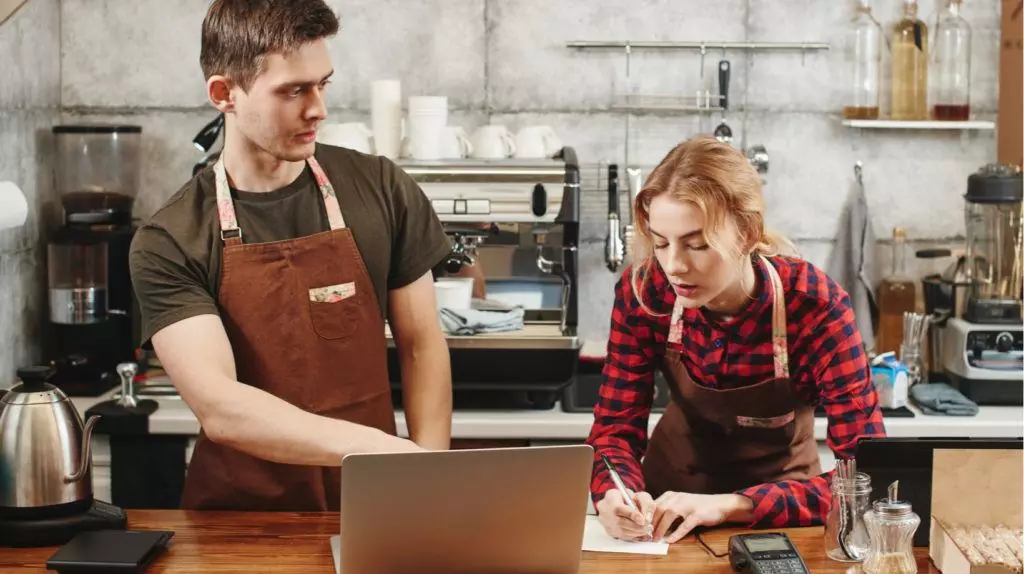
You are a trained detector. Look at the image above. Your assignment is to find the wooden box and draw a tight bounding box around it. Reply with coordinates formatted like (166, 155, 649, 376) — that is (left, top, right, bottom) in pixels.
(929, 449, 1023, 573)
(999, 0, 1023, 168)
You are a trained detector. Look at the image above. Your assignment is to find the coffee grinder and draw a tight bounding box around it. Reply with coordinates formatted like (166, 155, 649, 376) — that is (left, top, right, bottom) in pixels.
(942, 163, 1024, 405)
(46, 125, 142, 396)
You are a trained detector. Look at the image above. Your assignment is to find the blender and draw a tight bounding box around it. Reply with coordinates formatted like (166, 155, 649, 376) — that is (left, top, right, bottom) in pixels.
(46, 125, 142, 396)
(942, 163, 1023, 405)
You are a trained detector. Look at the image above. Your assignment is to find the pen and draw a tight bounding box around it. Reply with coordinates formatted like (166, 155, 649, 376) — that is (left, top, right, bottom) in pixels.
(599, 453, 653, 538)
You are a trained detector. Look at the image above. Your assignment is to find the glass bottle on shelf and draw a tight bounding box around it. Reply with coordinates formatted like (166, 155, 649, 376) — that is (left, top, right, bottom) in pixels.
(877, 228, 918, 356)
(843, 0, 884, 120)
(931, 0, 972, 121)
(890, 0, 929, 121)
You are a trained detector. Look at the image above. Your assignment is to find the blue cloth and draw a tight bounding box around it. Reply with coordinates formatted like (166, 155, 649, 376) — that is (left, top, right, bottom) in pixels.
(439, 307, 524, 335)
(910, 382, 979, 416)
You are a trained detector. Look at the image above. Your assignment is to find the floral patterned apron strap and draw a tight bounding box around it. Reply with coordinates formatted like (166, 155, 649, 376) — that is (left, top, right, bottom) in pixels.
(307, 156, 347, 230)
(667, 290, 686, 345)
(213, 158, 242, 243)
(759, 254, 790, 380)
(213, 155, 347, 246)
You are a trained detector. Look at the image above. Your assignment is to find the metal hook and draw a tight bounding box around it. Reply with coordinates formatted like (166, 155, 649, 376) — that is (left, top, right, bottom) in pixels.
(624, 41, 632, 84)
(699, 42, 707, 78)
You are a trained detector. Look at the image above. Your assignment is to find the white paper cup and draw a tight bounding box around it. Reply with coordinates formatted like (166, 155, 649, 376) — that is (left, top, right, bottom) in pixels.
(371, 80, 402, 158)
(434, 278, 473, 310)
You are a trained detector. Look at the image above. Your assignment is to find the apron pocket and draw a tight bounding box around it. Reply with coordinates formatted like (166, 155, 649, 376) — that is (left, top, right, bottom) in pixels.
(732, 411, 797, 443)
(308, 285, 361, 340)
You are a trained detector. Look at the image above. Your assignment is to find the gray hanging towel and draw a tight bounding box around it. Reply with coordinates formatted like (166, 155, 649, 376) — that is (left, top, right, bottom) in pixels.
(826, 162, 880, 354)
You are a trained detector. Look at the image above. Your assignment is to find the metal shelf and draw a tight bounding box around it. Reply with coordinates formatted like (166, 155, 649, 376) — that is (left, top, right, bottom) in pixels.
(841, 119, 996, 130)
(611, 93, 724, 114)
(567, 40, 830, 52)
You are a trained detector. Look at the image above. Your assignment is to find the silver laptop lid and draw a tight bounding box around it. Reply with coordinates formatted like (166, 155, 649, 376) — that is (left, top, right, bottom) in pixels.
(339, 444, 593, 574)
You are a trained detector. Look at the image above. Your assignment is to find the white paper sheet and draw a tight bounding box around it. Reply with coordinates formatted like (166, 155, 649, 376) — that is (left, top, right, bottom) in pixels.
(330, 535, 341, 574)
(580, 515, 669, 555)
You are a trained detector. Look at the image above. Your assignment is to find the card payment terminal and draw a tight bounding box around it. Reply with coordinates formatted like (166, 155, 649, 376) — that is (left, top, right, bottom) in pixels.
(728, 532, 809, 574)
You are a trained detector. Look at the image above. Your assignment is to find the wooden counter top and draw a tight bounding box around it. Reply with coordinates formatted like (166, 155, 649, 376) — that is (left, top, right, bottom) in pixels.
(0, 510, 940, 573)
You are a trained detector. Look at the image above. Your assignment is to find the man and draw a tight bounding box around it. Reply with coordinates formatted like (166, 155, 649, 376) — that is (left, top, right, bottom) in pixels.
(129, 0, 453, 511)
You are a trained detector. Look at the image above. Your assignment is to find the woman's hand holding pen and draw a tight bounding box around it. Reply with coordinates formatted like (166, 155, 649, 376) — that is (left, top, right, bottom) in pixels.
(594, 488, 656, 542)
(597, 490, 754, 543)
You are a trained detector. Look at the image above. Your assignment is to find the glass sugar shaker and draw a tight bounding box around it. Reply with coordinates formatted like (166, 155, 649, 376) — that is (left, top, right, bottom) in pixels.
(863, 480, 920, 574)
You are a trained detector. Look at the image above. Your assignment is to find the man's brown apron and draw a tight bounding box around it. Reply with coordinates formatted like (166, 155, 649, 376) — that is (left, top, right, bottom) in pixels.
(180, 154, 397, 511)
(641, 255, 822, 498)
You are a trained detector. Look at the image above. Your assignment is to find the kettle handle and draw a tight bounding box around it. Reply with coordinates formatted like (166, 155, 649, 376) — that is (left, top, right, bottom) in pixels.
(64, 414, 101, 483)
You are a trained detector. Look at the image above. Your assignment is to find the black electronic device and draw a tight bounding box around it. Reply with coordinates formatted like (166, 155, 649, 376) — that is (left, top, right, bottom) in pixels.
(728, 532, 809, 574)
(46, 529, 173, 573)
(854, 436, 1024, 547)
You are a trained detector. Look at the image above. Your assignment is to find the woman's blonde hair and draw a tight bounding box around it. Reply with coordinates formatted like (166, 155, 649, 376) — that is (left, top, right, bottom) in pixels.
(630, 135, 796, 316)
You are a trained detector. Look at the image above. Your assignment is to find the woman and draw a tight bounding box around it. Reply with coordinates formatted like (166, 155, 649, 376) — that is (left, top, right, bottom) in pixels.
(586, 135, 886, 543)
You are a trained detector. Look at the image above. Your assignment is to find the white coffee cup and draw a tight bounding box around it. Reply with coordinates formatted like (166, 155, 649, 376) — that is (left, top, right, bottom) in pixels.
(434, 277, 473, 310)
(0, 181, 28, 231)
(317, 122, 374, 154)
(439, 126, 473, 159)
(470, 125, 516, 159)
(514, 126, 562, 159)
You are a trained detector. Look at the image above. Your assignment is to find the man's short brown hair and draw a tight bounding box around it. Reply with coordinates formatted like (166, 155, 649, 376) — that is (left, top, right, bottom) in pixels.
(200, 0, 340, 91)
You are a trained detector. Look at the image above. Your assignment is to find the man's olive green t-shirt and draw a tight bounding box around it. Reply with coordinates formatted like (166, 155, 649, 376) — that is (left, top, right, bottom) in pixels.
(129, 144, 452, 347)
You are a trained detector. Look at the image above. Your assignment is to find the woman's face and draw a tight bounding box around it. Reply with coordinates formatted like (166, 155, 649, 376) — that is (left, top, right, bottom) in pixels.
(647, 194, 747, 310)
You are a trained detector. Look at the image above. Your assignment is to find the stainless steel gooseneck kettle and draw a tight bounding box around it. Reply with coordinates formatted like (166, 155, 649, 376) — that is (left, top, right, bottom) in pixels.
(0, 365, 100, 515)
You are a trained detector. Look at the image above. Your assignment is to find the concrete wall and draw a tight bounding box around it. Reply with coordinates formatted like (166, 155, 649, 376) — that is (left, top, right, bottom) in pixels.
(0, 0, 61, 377)
(0, 0, 1003, 376)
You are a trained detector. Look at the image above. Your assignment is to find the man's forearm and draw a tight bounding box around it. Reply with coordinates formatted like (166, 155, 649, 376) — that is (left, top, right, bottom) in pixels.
(202, 376, 419, 466)
(399, 337, 453, 450)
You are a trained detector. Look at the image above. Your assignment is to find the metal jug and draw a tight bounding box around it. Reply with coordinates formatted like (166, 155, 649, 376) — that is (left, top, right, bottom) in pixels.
(0, 365, 100, 515)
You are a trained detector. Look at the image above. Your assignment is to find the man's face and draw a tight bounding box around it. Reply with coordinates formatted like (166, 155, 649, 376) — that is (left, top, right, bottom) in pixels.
(229, 39, 333, 162)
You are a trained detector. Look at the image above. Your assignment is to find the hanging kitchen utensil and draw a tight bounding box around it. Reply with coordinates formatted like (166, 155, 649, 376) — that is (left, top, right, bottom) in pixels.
(192, 113, 225, 177)
(623, 167, 643, 260)
(604, 164, 625, 272)
(713, 60, 732, 145)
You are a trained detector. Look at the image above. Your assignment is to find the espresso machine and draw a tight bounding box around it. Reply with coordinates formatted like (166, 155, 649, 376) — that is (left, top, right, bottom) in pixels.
(46, 125, 142, 396)
(386, 149, 582, 409)
(941, 163, 1023, 405)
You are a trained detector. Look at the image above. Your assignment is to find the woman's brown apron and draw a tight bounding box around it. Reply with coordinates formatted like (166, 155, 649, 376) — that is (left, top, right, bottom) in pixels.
(180, 154, 397, 511)
(642, 255, 822, 497)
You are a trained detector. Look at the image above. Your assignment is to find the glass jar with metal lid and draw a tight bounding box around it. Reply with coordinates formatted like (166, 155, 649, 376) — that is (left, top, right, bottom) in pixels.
(863, 481, 920, 574)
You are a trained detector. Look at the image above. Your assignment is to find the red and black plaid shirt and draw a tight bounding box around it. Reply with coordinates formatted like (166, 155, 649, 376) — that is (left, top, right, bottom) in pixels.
(585, 254, 886, 528)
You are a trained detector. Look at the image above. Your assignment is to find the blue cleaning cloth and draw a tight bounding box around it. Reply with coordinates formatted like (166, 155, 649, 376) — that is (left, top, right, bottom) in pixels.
(909, 382, 979, 416)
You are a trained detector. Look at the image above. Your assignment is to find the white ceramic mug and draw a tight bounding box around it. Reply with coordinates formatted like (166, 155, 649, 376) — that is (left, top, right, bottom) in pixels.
(439, 126, 473, 159)
(514, 126, 562, 159)
(317, 122, 374, 154)
(470, 125, 516, 159)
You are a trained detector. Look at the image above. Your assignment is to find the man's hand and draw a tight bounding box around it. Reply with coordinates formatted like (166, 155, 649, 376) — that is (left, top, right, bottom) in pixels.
(153, 314, 417, 466)
(651, 492, 754, 543)
(594, 488, 656, 541)
(388, 271, 452, 451)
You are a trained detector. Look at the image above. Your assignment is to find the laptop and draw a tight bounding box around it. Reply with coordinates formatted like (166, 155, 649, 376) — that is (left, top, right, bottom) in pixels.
(855, 436, 1023, 547)
(331, 444, 594, 574)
